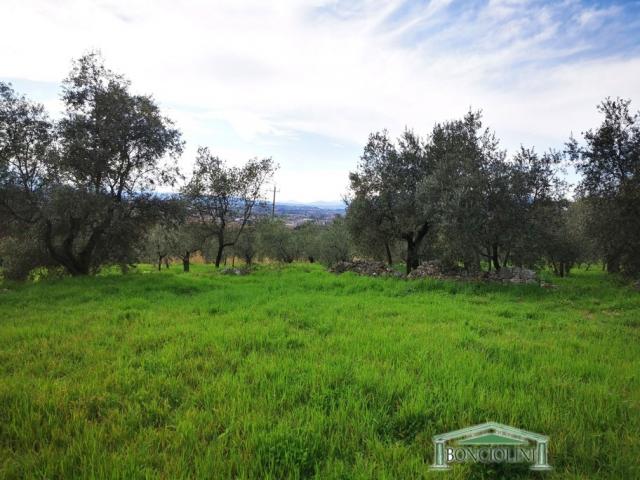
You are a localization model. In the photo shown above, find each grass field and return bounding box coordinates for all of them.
[0,264,639,479]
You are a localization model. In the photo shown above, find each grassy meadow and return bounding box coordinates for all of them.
[0,264,639,479]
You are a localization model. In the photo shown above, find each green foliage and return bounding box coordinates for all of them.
[421,110,506,271]
[349,129,431,274]
[349,112,576,277]
[346,195,400,264]
[0,265,638,478]
[256,218,303,263]
[1,53,183,276]
[0,82,55,238]
[314,216,352,266]
[231,224,258,265]
[181,147,276,267]
[0,236,53,281]
[568,97,640,277]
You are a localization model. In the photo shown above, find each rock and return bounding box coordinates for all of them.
[408,262,539,285]
[407,260,471,280]
[221,267,252,276]
[331,259,542,286]
[487,267,538,284]
[329,260,398,277]
[407,260,443,278]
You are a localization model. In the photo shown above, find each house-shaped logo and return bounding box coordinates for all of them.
[430,422,552,471]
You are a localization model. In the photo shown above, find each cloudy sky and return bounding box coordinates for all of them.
[2,0,640,203]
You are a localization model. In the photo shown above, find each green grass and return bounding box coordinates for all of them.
[0,264,639,479]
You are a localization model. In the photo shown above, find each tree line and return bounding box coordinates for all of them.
[0,54,276,279]
[346,103,638,277]
[143,216,352,273]
[1,54,638,280]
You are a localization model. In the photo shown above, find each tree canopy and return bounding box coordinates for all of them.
[0,53,183,278]
[181,147,276,267]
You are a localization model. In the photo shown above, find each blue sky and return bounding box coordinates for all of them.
[2,0,640,202]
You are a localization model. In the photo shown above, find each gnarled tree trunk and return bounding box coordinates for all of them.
[404,223,430,275]
[182,251,190,272]
[491,243,501,271]
[385,242,393,266]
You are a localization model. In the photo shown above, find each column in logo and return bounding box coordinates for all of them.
[430,440,451,470]
[531,440,552,471]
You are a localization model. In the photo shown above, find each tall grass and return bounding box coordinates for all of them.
[0,264,638,479]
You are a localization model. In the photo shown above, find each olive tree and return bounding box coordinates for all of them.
[316,217,352,266]
[348,130,432,274]
[0,53,183,277]
[256,218,302,263]
[182,147,276,267]
[567,97,640,276]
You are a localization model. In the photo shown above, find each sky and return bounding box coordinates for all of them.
[2,0,640,203]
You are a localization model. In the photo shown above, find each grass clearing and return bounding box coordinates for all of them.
[1,264,639,478]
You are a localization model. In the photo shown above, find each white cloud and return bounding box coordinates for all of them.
[578,5,620,28]
[1,0,639,201]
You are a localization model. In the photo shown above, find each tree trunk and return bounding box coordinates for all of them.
[43,224,84,275]
[385,242,393,266]
[406,239,419,275]
[404,223,429,274]
[469,248,481,273]
[158,256,163,271]
[183,251,190,272]
[215,241,224,268]
[606,254,620,273]
[164,257,170,269]
[485,246,492,271]
[502,248,510,268]
[58,255,89,276]
[70,265,90,276]
[491,243,501,271]
[43,218,103,276]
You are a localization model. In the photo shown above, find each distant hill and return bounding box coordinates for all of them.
[152,192,346,218]
[288,200,346,210]
[275,200,345,214]
[255,201,345,218]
